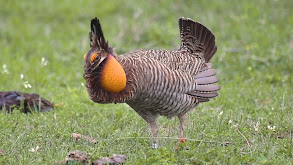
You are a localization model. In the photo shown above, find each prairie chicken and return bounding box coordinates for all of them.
[0,91,54,113]
[84,17,220,148]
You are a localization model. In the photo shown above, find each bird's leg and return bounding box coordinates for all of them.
[178,114,187,143]
[134,110,159,148]
[149,120,159,149]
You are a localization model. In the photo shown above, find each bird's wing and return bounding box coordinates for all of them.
[122,49,204,77]
[122,57,219,103]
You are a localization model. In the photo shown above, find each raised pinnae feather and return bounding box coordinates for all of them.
[90,17,110,51]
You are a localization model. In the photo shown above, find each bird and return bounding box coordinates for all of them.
[0,91,54,113]
[83,17,220,148]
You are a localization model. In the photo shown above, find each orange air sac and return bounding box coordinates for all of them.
[100,55,126,93]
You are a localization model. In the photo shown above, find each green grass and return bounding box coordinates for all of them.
[0,0,293,164]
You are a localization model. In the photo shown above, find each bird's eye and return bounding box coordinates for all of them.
[91,53,98,62]
[83,53,87,60]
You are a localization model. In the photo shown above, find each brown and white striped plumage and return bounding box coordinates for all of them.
[84,17,220,148]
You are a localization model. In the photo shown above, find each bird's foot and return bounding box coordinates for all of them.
[176,137,188,150]
[151,142,159,149]
[179,137,186,143]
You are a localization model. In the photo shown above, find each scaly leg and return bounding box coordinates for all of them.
[149,120,159,149]
[178,113,187,143]
[134,109,159,148]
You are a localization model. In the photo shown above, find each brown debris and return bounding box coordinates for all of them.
[0,149,4,155]
[92,154,127,165]
[254,99,272,106]
[220,141,233,146]
[0,91,54,113]
[276,131,292,139]
[62,150,127,165]
[72,133,97,144]
[277,133,284,139]
[64,150,90,165]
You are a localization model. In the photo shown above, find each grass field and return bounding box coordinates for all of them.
[0,0,293,164]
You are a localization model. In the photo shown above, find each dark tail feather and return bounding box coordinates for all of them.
[90,17,109,51]
[179,18,217,62]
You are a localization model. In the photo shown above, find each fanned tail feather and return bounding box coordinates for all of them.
[179,18,217,62]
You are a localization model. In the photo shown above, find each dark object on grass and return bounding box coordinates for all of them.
[0,91,53,113]
[64,150,90,165]
[63,150,127,165]
[92,154,127,165]
[83,17,220,148]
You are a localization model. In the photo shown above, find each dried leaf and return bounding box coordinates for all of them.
[112,154,128,163]
[0,149,4,155]
[72,133,97,144]
[92,154,127,165]
[62,150,126,165]
[220,141,233,146]
[276,131,289,139]
[93,157,116,165]
[72,133,82,140]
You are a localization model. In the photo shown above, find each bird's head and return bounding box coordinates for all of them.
[84,18,112,73]
[83,18,126,93]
